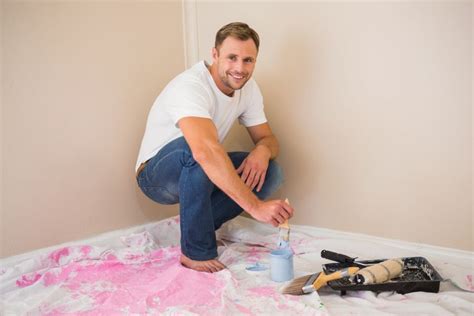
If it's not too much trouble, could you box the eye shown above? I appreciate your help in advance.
[244,58,255,64]
[228,55,237,61]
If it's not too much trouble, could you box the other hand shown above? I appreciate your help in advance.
[236,146,271,192]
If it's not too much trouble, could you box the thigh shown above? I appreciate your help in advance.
[228,152,249,169]
[137,137,192,204]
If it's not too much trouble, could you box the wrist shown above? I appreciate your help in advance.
[255,144,272,160]
[245,195,262,215]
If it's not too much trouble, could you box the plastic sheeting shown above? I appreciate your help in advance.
[1,215,473,315]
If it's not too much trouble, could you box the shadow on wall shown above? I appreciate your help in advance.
[257,30,322,211]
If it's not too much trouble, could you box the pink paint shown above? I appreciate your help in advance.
[16,272,42,287]
[43,263,78,287]
[248,286,275,296]
[80,245,92,256]
[37,246,228,314]
[48,247,70,265]
[247,246,267,262]
[466,275,474,291]
[103,253,117,261]
[235,303,254,315]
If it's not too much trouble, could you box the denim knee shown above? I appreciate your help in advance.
[256,160,283,199]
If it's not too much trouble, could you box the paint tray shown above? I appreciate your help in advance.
[322,257,443,294]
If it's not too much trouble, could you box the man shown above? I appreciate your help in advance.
[136,22,294,273]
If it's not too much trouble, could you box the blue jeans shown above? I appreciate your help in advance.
[137,137,283,260]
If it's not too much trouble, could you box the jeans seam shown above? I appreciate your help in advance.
[180,167,190,258]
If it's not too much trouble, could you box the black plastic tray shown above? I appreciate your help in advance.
[322,257,443,294]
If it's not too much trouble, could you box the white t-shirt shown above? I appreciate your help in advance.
[135,61,267,172]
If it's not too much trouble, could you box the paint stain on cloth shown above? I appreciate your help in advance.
[7,216,328,315]
[23,247,227,314]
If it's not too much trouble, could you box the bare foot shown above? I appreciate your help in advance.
[180,254,226,273]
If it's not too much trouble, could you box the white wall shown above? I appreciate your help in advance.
[193,1,472,250]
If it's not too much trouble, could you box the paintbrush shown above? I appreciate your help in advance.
[282,267,360,295]
[277,198,291,248]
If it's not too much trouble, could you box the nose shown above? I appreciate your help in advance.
[234,60,244,73]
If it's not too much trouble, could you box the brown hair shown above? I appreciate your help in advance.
[215,22,260,51]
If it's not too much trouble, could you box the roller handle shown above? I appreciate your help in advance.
[321,250,356,264]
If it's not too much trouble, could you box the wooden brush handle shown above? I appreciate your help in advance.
[313,267,360,290]
[278,198,290,229]
[327,267,360,281]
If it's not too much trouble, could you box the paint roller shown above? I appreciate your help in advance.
[354,258,404,285]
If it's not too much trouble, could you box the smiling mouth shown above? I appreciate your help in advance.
[229,73,246,80]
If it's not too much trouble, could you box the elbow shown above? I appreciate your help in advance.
[191,142,222,165]
[191,147,209,165]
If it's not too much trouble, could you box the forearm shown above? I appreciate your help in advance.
[254,135,279,159]
[193,141,261,213]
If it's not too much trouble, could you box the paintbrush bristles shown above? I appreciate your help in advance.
[281,274,312,295]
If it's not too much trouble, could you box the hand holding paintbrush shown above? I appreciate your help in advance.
[278,198,291,248]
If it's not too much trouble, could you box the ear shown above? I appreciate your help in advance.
[211,47,218,62]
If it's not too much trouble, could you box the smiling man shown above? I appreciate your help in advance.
[135,22,294,273]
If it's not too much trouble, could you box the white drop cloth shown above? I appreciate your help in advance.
[1,215,473,315]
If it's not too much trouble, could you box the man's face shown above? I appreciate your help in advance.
[211,36,258,96]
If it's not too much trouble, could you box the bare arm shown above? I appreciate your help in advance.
[237,123,279,191]
[178,117,292,226]
[247,123,279,159]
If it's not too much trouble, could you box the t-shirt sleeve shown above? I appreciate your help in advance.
[238,80,267,127]
[162,80,212,126]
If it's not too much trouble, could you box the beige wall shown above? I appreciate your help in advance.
[0,1,4,257]
[194,2,473,250]
[1,1,183,257]
[1,1,472,258]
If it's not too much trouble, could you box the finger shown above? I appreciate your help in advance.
[250,172,261,191]
[281,202,294,218]
[236,159,247,174]
[241,166,251,183]
[271,219,279,227]
[209,263,219,273]
[208,264,217,273]
[256,172,266,192]
[245,169,257,187]
[275,213,286,225]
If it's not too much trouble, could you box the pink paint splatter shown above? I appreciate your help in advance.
[48,247,70,265]
[80,245,92,256]
[16,272,42,287]
[249,286,275,296]
[235,303,254,315]
[247,246,267,262]
[466,274,474,291]
[36,246,228,314]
